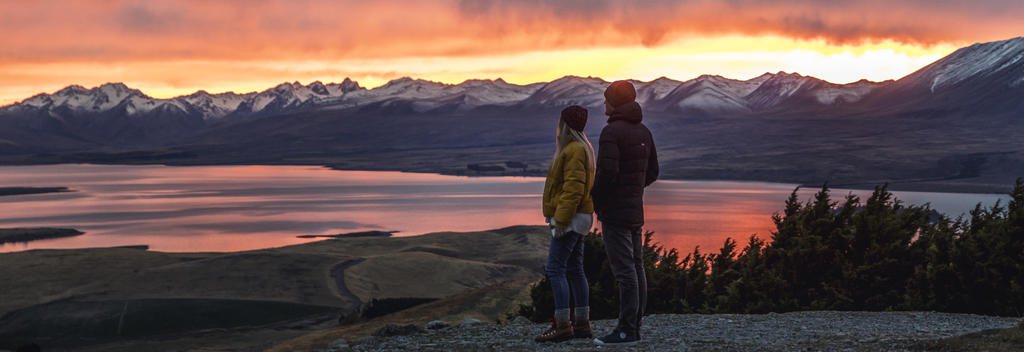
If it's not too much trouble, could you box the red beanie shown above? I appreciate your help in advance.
[604,80,636,107]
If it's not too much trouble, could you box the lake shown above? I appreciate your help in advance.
[0,164,1010,253]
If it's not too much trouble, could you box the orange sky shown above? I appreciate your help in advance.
[1,0,1022,105]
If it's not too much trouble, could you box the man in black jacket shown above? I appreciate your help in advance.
[591,80,659,345]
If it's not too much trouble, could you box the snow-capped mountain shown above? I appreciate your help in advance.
[648,75,759,114]
[321,77,541,112]
[180,90,254,119]
[455,78,543,106]
[0,72,891,121]
[3,78,367,122]
[632,76,684,104]
[921,37,1024,92]
[855,36,1024,112]
[741,72,880,111]
[517,76,609,107]
[19,83,150,113]
[2,36,1022,126]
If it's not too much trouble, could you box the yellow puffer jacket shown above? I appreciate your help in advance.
[542,140,594,228]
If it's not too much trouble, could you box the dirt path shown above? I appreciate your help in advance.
[330,258,368,320]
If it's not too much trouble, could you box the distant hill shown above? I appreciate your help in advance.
[1,37,1022,192]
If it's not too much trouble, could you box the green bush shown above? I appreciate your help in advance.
[517,178,1024,320]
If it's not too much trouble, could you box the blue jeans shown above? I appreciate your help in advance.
[545,231,589,311]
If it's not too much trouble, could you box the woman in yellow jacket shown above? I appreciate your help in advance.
[535,105,596,343]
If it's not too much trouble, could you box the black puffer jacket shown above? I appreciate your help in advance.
[591,102,659,228]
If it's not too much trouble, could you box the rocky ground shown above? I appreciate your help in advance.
[329,311,1022,352]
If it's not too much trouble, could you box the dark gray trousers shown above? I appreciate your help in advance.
[601,223,647,335]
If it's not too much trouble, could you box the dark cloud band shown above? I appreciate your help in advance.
[0,0,1021,62]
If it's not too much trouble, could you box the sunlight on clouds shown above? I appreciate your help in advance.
[596,36,959,83]
[282,36,959,87]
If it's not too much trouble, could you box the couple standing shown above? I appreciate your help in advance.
[538,80,659,345]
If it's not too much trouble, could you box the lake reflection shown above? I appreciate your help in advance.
[0,164,1010,253]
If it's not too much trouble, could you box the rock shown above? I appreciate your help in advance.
[426,320,450,330]
[372,323,422,337]
[337,307,362,325]
[511,316,532,325]
[461,317,483,326]
[324,338,352,352]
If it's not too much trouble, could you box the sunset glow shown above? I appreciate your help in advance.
[1,0,1021,105]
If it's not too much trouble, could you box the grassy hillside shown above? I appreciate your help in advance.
[0,226,549,350]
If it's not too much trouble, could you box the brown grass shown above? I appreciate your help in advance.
[0,226,549,350]
[266,279,536,352]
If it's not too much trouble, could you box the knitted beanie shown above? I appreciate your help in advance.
[560,105,588,132]
[604,80,637,107]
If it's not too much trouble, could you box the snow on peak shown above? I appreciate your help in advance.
[21,93,55,108]
[55,85,89,95]
[181,90,248,118]
[657,75,751,113]
[758,72,816,96]
[634,77,683,103]
[5,79,369,119]
[325,78,363,96]
[522,76,609,106]
[453,79,538,106]
[246,80,362,111]
[308,81,329,95]
[383,77,446,89]
[928,36,1024,92]
[29,83,147,112]
[456,78,498,87]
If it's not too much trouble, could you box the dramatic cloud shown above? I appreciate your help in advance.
[454,0,1024,47]
[0,0,1021,62]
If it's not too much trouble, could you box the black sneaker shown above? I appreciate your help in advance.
[594,329,639,345]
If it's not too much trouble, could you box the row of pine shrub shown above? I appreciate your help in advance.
[516,179,1024,320]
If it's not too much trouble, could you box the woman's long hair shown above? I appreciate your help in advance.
[552,120,596,183]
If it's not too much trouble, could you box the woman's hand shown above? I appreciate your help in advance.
[553,226,567,239]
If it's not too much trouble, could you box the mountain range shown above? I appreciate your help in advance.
[0,69,890,123]
[1,37,1022,192]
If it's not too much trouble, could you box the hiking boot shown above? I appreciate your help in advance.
[572,318,593,338]
[535,318,574,343]
[594,329,639,345]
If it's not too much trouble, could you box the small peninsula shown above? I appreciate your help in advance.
[0,187,72,197]
[0,228,84,244]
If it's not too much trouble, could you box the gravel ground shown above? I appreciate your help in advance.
[345,312,1022,352]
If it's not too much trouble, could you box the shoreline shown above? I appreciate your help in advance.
[0,186,72,197]
[0,228,84,244]
[0,160,1015,195]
